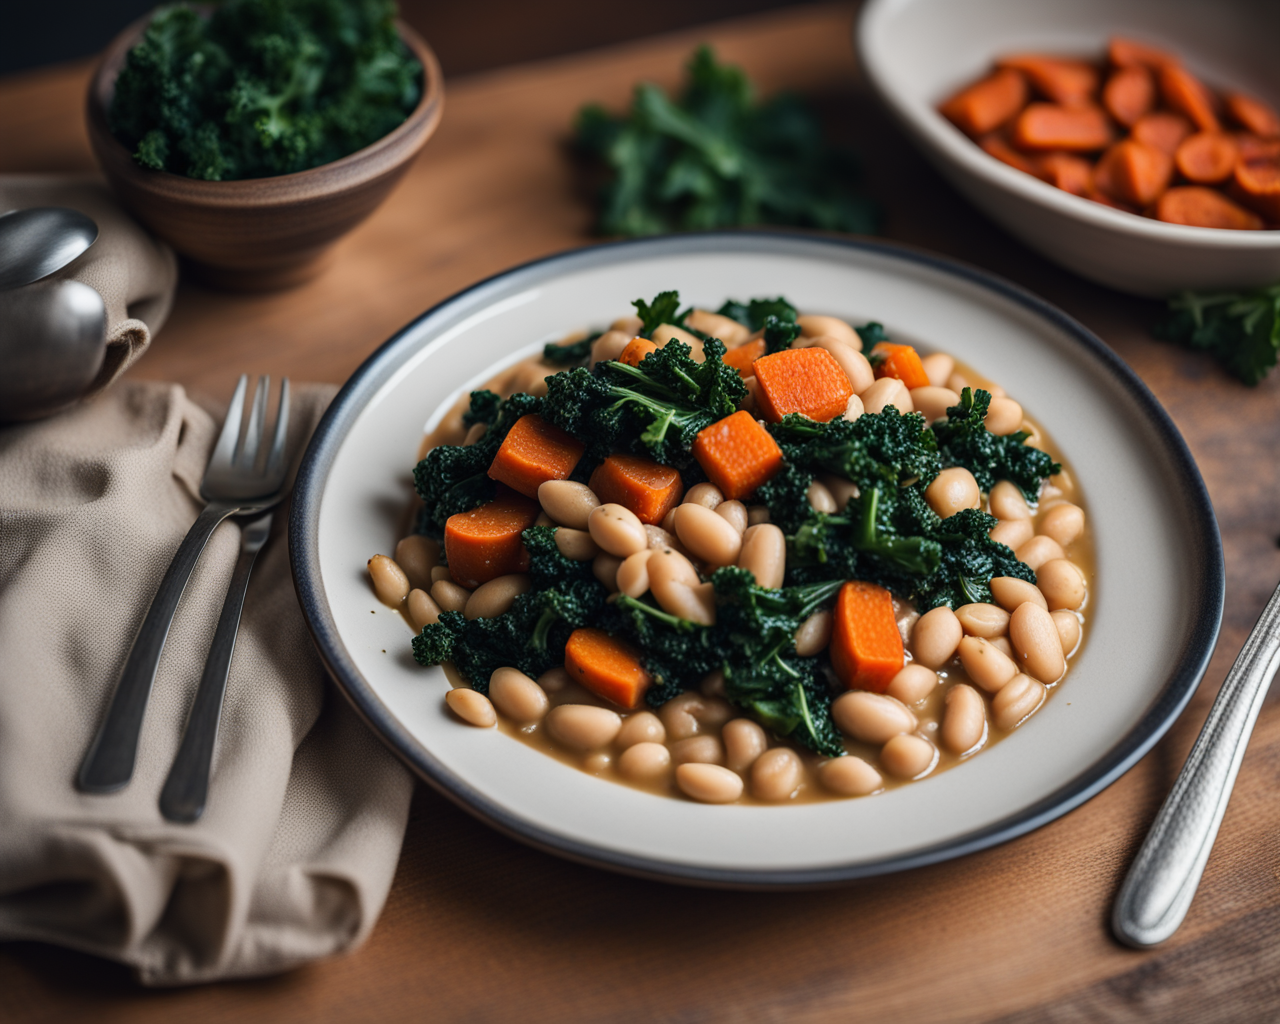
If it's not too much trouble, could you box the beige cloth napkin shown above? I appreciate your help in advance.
[0,175,178,397]
[0,380,414,985]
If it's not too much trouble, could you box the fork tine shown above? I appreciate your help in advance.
[236,375,269,468]
[211,376,248,468]
[265,378,290,481]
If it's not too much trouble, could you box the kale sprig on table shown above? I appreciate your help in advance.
[109,0,422,180]
[1154,285,1280,386]
[573,46,879,237]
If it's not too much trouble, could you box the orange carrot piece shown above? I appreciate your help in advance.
[978,133,1040,175]
[1130,111,1193,156]
[752,347,855,423]
[1159,64,1220,133]
[618,337,657,367]
[1093,139,1173,207]
[1156,186,1263,230]
[1232,140,1280,222]
[444,494,540,588]
[564,628,652,710]
[997,55,1098,107]
[692,411,784,502]
[1224,93,1280,138]
[721,337,766,378]
[870,342,930,391]
[1036,152,1093,195]
[588,453,684,525]
[1108,37,1177,70]
[1175,132,1238,184]
[829,581,905,693]
[487,413,584,498]
[939,68,1028,136]
[1011,103,1112,151]
[1103,66,1155,127]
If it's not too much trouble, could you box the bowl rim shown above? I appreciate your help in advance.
[287,229,1225,888]
[84,10,444,201]
[856,0,1280,250]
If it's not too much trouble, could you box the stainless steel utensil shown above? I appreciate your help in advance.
[1112,578,1280,947]
[78,375,291,794]
[159,512,274,823]
[0,207,99,290]
[0,280,106,422]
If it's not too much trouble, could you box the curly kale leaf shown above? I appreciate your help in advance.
[855,322,889,349]
[1154,286,1280,386]
[763,315,802,354]
[931,388,1060,499]
[413,528,607,690]
[542,334,745,467]
[109,0,422,181]
[716,296,798,330]
[542,333,599,367]
[460,389,501,429]
[768,409,941,495]
[603,596,725,704]
[633,291,685,337]
[413,392,542,534]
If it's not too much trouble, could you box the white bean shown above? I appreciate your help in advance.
[654,323,705,360]
[747,505,771,526]
[368,554,410,606]
[723,718,769,772]
[992,673,1046,730]
[616,711,666,748]
[592,553,622,592]
[985,397,1024,435]
[814,337,875,394]
[737,523,786,589]
[818,756,883,796]
[1038,558,1086,611]
[676,763,744,803]
[546,704,622,750]
[445,688,496,728]
[817,473,860,512]
[715,499,748,534]
[616,548,655,598]
[655,580,716,626]
[990,518,1035,550]
[589,329,632,368]
[1051,609,1082,655]
[670,735,725,766]
[954,602,1010,638]
[1038,503,1085,546]
[797,314,860,348]
[464,573,532,619]
[647,547,700,588]
[990,576,1048,612]
[941,684,987,755]
[554,527,600,561]
[618,742,672,781]
[832,691,917,745]
[1009,602,1065,683]
[430,564,452,585]
[794,610,833,656]
[588,503,647,558]
[909,386,961,424]
[881,734,937,779]
[886,664,938,704]
[921,352,955,388]
[957,635,1018,693]
[686,309,751,346]
[912,606,963,668]
[807,480,838,514]
[538,480,601,529]
[989,480,1031,520]
[394,535,440,591]
[673,503,743,566]
[684,482,724,509]
[843,394,865,422]
[431,578,470,613]
[488,667,549,723]
[407,588,441,630]
[1015,535,1066,572]
[751,748,803,801]
[860,377,913,414]
[538,666,571,693]
[659,691,705,740]
[925,467,981,519]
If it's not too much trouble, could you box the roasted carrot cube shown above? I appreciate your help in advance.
[1156,187,1263,230]
[830,581,905,693]
[488,413,584,498]
[564,628,652,709]
[1130,111,1193,156]
[619,337,657,367]
[1225,93,1280,138]
[721,337,766,378]
[588,453,684,525]
[1036,152,1093,195]
[1232,140,1280,221]
[978,133,1040,175]
[1102,65,1155,127]
[692,411,783,502]
[752,347,854,423]
[1158,64,1220,133]
[939,68,1028,136]
[445,494,540,588]
[871,343,930,391]
[1012,103,1112,151]
[1093,139,1173,206]
[996,55,1098,107]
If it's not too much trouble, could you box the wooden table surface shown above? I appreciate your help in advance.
[4,5,1280,1021]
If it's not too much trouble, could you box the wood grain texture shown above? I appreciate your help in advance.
[3,4,1280,1021]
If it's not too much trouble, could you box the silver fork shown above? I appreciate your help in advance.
[78,376,291,794]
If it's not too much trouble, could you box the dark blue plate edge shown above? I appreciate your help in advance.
[288,229,1224,890]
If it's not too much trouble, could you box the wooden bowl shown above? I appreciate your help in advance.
[86,15,443,291]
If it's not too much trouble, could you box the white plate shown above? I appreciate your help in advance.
[289,233,1221,886]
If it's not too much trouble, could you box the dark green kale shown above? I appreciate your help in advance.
[633,291,685,337]
[573,46,879,237]
[604,596,725,703]
[542,302,746,468]
[414,392,542,535]
[109,0,422,181]
[411,527,608,689]
[716,296,798,330]
[542,334,600,367]
[762,315,802,354]
[460,389,501,429]
[931,389,1060,499]
[855,322,889,349]
[1153,286,1280,385]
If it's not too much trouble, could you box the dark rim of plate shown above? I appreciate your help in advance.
[288,230,1224,889]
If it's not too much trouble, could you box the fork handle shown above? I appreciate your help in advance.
[158,529,262,823]
[1112,578,1280,948]
[78,502,239,793]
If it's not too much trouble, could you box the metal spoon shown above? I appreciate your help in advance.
[0,207,99,291]
[0,280,107,422]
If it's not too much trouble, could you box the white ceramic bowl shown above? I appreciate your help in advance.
[858,0,1280,297]
[290,233,1222,886]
